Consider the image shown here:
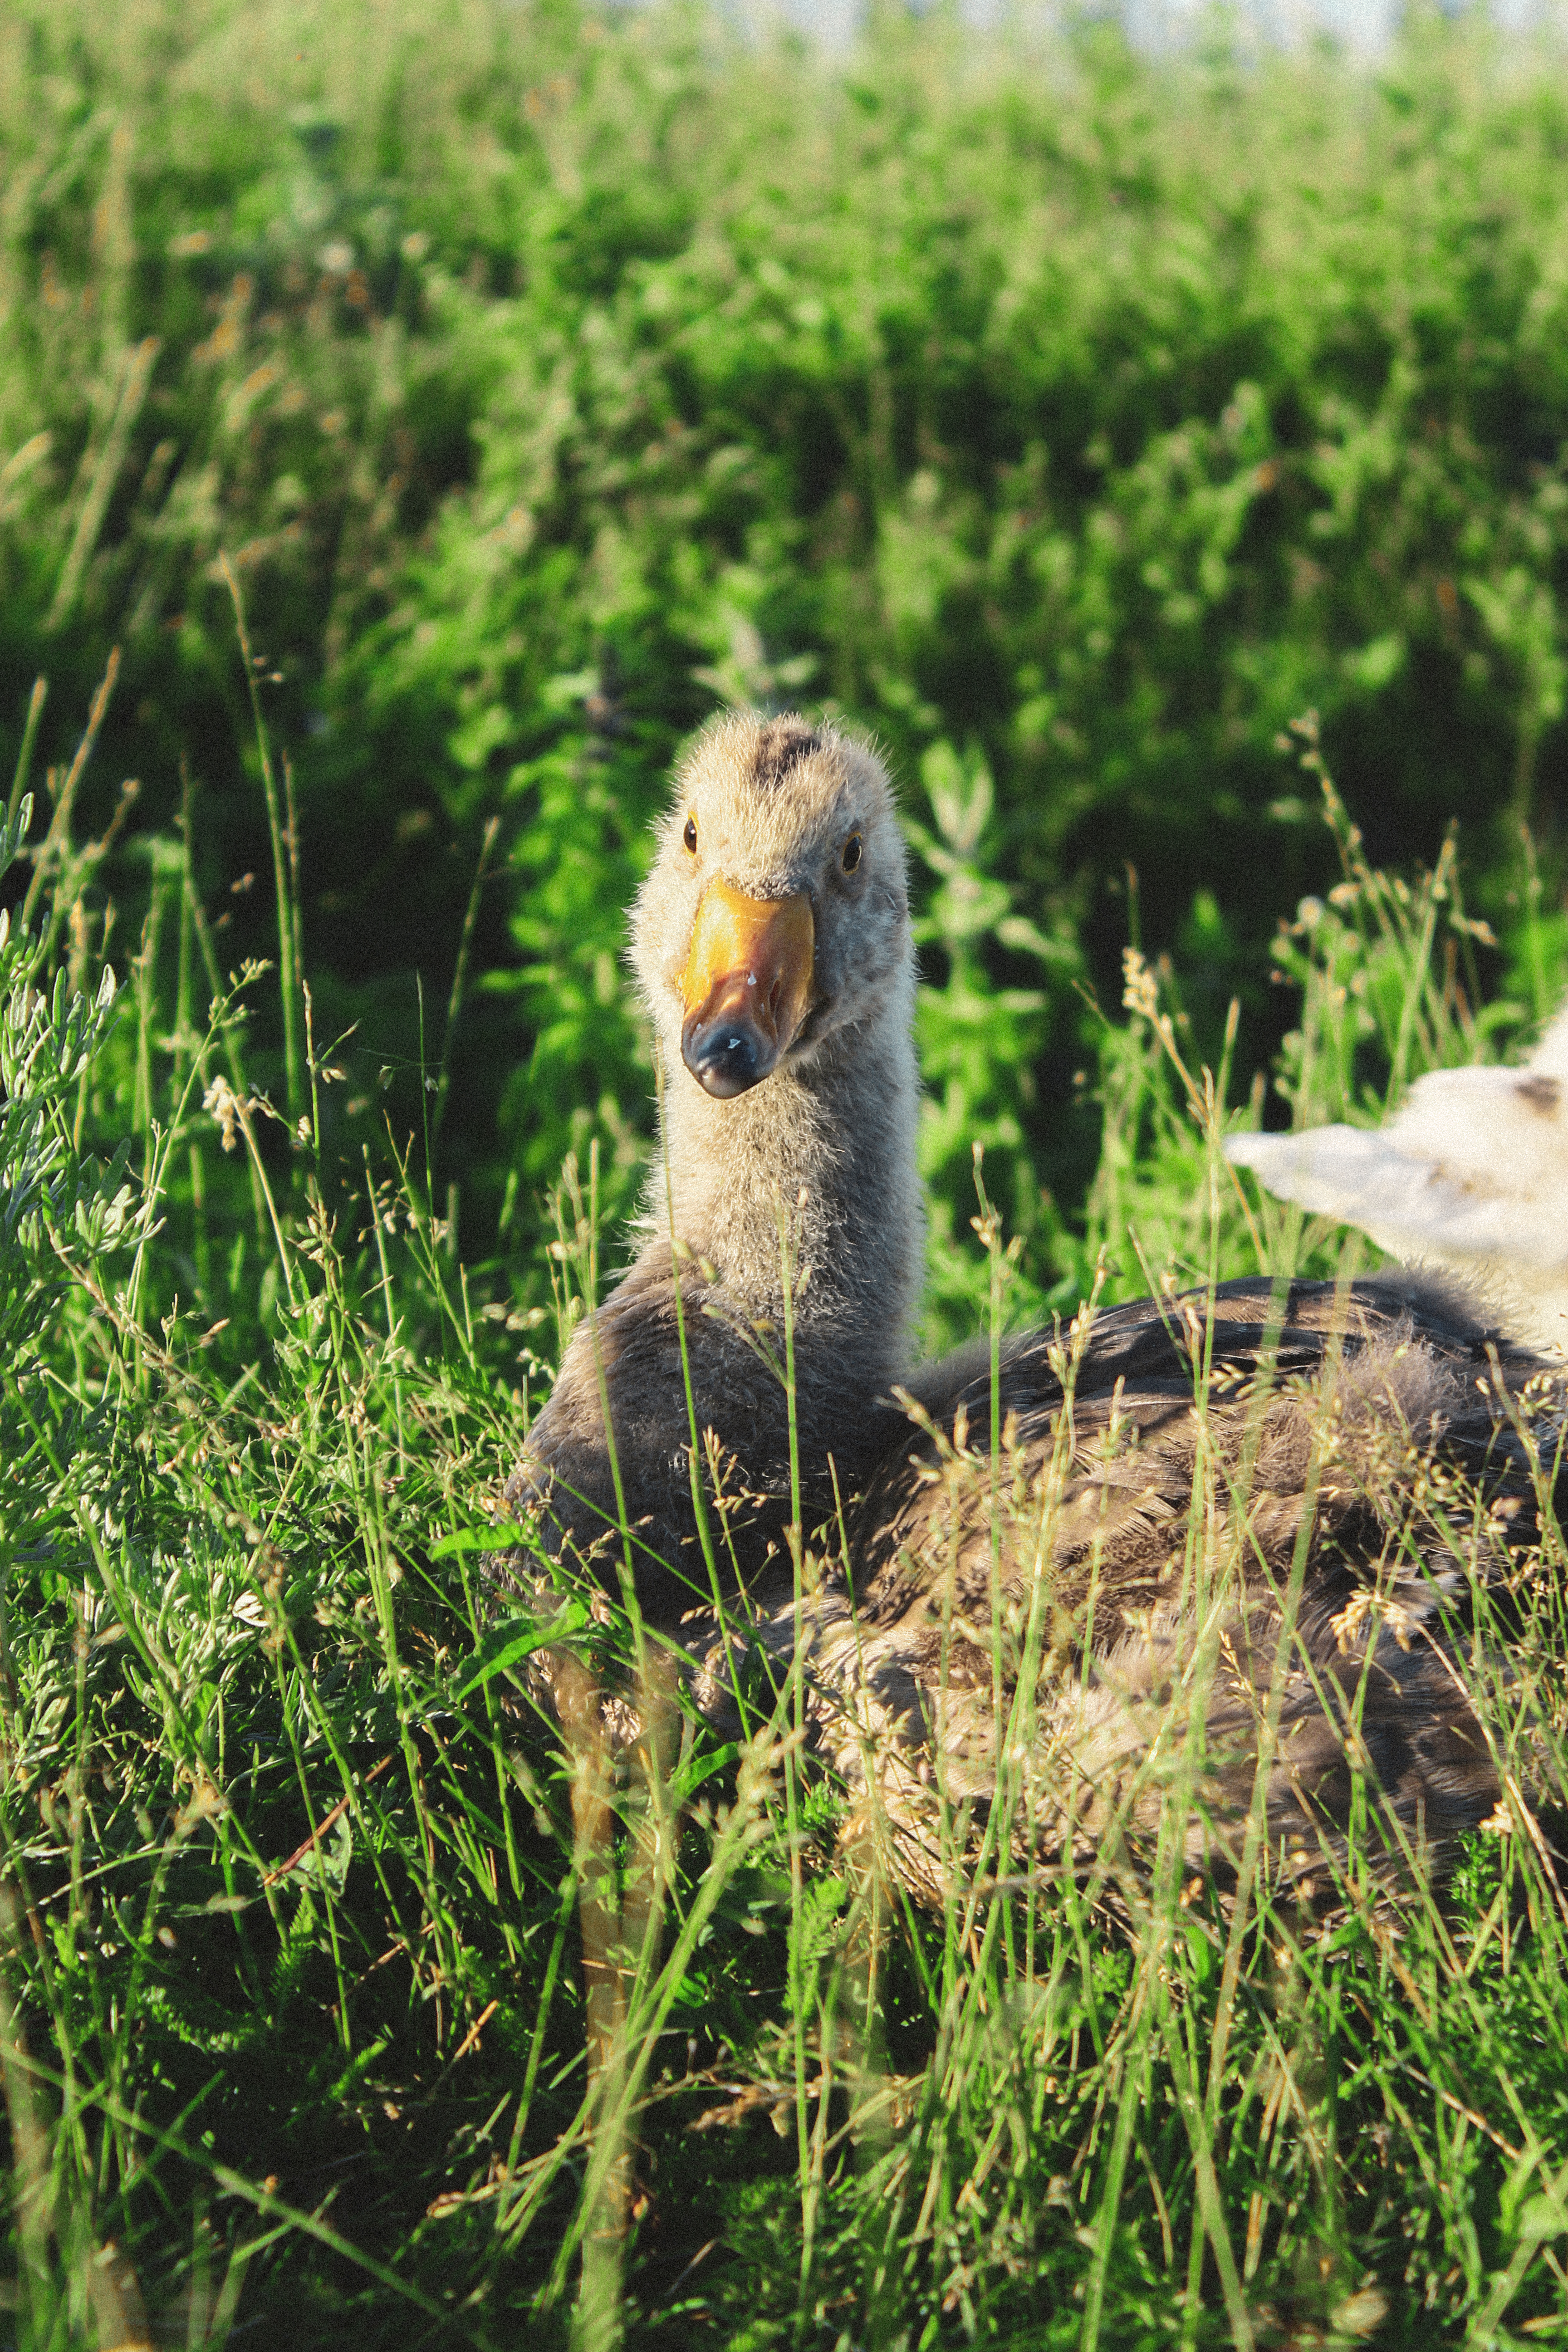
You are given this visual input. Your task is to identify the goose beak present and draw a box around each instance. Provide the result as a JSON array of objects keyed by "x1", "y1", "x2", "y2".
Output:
[{"x1": 681, "y1": 879, "x2": 815, "y2": 1098}]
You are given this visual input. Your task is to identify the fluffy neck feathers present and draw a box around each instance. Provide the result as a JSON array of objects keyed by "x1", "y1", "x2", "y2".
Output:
[{"x1": 642, "y1": 958, "x2": 923, "y2": 1397}]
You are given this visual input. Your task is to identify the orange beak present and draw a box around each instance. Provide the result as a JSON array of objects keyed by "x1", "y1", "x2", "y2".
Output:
[{"x1": 681, "y1": 879, "x2": 815, "y2": 1098}]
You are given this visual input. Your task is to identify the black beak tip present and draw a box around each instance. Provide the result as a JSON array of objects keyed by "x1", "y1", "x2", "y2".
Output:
[{"x1": 682, "y1": 1016, "x2": 771, "y2": 1099}]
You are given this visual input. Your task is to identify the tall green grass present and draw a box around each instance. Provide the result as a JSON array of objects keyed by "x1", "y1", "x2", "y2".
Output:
[
  {"x1": 4, "y1": 660, "x2": 1568, "y2": 2347},
  {"x1": 9, "y1": 9, "x2": 1568, "y2": 2338}
]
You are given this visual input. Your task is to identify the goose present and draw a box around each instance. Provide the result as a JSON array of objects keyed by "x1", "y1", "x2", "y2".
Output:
[
  {"x1": 510, "y1": 715, "x2": 1563, "y2": 1898},
  {"x1": 1226, "y1": 1011, "x2": 1568, "y2": 1356}
]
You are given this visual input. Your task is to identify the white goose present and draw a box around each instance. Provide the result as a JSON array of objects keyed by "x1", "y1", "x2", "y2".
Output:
[{"x1": 1226, "y1": 1007, "x2": 1568, "y2": 1355}]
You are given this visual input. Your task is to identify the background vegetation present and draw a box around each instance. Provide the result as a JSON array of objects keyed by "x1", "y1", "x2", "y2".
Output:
[
  {"x1": 7, "y1": 0, "x2": 1568, "y2": 2343},
  {"x1": 8, "y1": 0, "x2": 1568, "y2": 1330}
]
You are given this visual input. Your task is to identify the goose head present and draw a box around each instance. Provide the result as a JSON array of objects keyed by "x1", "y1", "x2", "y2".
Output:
[{"x1": 631, "y1": 713, "x2": 911, "y2": 1101}]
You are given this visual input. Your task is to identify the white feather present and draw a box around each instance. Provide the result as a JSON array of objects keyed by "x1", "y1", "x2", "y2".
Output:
[{"x1": 1226, "y1": 1007, "x2": 1568, "y2": 1352}]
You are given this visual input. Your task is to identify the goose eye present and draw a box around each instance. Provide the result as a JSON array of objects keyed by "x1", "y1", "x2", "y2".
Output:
[
  {"x1": 683, "y1": 814, "x2": 698, "y2": 855},
  {"x1": 841, "y1": 832, "x2": 863, "y2": 874}
]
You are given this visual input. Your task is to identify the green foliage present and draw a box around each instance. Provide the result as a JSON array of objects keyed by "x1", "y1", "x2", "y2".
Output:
[
  {"x1": 0, "y1": 648, "x2": 1567, "y2": 2344},
  {"x1": 909, "y1": 736, "x2": 1078, "y2": 1345},
  {"x1": 9, "y1": 12, "x2": 1568, "y2": 2340},
  {"x1": 7, "y1": 0, "x2": 1568, "y2": 1298}
]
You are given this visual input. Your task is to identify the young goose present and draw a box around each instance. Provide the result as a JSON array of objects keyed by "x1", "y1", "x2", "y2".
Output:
[
  {"x1": 512, "y1": 712, "x2": 923, "y2": 1629},
  {"x1": 1226, "y1": 1010, "x2": 1568, "y2": 1355},
  {"x1": 512, "y1": 715, "x2": 1563, "y2": 1892}
]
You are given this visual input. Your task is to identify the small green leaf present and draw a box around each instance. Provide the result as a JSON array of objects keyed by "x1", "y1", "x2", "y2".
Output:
[
  {"x1": 429, "y1": 1521, "x2": 540, "y2": 1559},
  {"x1": 447, "y1": 1602, "x2": 590, "y2": 1701},
  {"x1": 1517, "y1": 2193, "x2": 1568, "y2": 2243}
]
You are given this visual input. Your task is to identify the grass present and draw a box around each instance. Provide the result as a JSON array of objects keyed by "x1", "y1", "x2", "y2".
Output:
[
  {"x1": 3, "y1": 659, "x2": 1568, "y2": 2352},
  {"x1": 10, "y1": 8, "x2": 1568, "y2": 2338},
  {"x1": 10, "y1": 0, "x2": 1568, "y2": 1295}
]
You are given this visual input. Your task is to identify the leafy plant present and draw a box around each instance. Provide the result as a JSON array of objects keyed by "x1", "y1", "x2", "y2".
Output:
[{"x1": 7, "y1": 0, "x2": 1568, "y2": 1288}]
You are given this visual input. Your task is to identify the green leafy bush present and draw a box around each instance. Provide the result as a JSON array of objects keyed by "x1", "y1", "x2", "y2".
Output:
[{"x1": 5, "y1": 0, "x2": 1568, "y2": 1308}]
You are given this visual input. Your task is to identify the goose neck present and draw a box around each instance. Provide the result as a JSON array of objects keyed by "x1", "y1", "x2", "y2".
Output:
[{"x1": 648, "y1": 991, "x2": 923, "y2": 1373}]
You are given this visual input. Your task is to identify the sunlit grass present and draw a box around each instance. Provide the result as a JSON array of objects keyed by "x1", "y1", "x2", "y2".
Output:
[
  {"x1": 1, "y1": 660, "x2": 1567, "y2": 2349},
  {"x1": 7, "y1": 2, "x2": 1568, "y2": 2335}
]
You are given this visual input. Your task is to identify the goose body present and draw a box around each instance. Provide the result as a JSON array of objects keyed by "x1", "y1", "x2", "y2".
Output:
[
  {"x1": 512, "y1": 715, "x2": 1564, "y2": 1894},
  {"x1": 1225, "y1": 1012, "x2": 1568, "y2": 1354},
  {"x1": 703, "y1": 1271, "x2": 1548, "y2": 1899}
]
